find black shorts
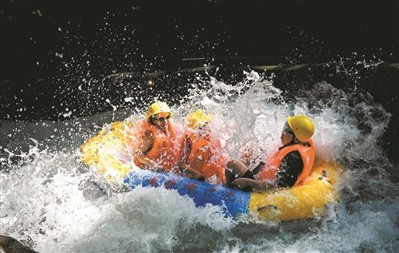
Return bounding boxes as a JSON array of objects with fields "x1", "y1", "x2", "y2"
[
  {"x1": 241, "y1": 161, "x2": 265, "y2": 180},
  {"x1": 242, "y1": 169, "x2": 255, "y2": 179}
]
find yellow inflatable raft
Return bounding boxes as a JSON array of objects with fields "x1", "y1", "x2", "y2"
[{"x1": 80, "y1": 121, "x2": 341, "y2": 221}]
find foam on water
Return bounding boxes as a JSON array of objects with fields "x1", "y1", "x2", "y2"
[{"x1": 1, "y1": 70, "x2": 398, "y2": 252}]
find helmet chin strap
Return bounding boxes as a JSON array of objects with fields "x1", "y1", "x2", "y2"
[
  {"x1": 289, "y1": 136, "x2": 297, "y2": 145},
  {"x1": 293, "y1": 136, "x2": 310, "y2": 146}
]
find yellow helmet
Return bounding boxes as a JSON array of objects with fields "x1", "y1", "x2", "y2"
[
  {"x1": 287, "y1": 115, "x2": 315, "y2": 142},
  {"x1": 146, "y1": 101, "x2": 172, "y2": 119},
  {"x1": 187, "y1": 109, "x2": 212, "y2": 129}
]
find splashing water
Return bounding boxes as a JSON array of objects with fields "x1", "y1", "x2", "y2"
[{"x1": 1, "y1": 70, "x2": 398, "y2": 252}]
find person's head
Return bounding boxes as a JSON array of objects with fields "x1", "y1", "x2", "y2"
[
  {"x1": 146, "y1": 101, "x2": 173, "y2": 127},
  {"x1": 187, "y1": 109, "x2": 212, "y2": 130},
  {"x1": 281, "y1": 115, "x2": 315, "y2": 144}
]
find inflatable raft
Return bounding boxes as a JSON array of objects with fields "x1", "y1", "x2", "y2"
[{"x1": 80, "y1": 121, "x2": 341, "y2": 221}]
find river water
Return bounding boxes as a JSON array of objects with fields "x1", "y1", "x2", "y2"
[
  {"x1": 1, "y1": 69, "x2": 399, "y2": 252},
  {"x1": 1, "y1": 2, "x2": 398, "y2": 252}
]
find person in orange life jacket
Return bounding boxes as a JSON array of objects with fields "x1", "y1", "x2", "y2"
[
  {"x1": 225, "y1": 115, "x2": 316, "y2": 191},
  {"x1": 132, "y1": 101, "x2": 184, "y2": 172},
  {"x1": 178, "y1": 109, "x2": 227, "y2": 184}
]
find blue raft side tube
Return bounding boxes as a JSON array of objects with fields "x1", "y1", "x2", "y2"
[{"x1": 122, "y1": 169, "x2": 251, "y2": 218}]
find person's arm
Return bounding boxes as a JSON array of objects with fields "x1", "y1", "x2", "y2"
[
  {"x1": 177, "y1": 136, "x2": 205, "y2": 180},
  {"x1": 134, "y1": 130, "x2": 160, "y2": 170}
]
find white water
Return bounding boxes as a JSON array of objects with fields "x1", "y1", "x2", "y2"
[{"x1": 1, "y1": 71, "x2": 398, "y2": 252}]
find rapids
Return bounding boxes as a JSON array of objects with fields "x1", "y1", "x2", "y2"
[
  {"x1": 1, "y1": 2, "x2": 398, "y2": 252},
  {"x1": 1, "y1": 71, "x2": 398, "y2": 252}
]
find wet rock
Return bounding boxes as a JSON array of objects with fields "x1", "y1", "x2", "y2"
[
  {"x1": 0, "y1": 235, "x2": 38, "y2": 253},
  {"x1": 79, "y1": 179, "x2": 108, "y2": 200}
]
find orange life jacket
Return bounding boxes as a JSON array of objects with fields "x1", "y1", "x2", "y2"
[
  {"x1": 185, "y1": 130, "x2": 226, "y2": 184},
  {"x1": 134, "y1": 120, "x2": 184, "y2": 171},
  {"x1": 255, "y1": 139, "x2": 316, "y2": 186}
]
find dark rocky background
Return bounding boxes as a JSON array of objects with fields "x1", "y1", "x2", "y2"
[{"x1": 1, "y1": 0, "x2": 398, "y2": 161}]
